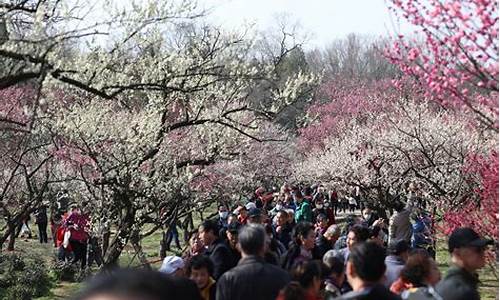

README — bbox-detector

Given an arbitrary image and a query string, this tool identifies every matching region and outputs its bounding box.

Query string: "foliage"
[0,252,52,300]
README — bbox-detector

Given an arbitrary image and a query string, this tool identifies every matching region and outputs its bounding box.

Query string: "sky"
[198,0,413,49]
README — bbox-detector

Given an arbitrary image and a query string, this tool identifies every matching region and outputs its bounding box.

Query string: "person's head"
[448,227,493,273]
[198,220,220,246]
[346,242,387,290]
[291,260,327,295]
[247,208,263,224]
[303,186,313,197]
[159,256,185,277]
[392,198,406,212]
[323,254,345,286]
[314,199,324,209]
[188,233,204,254]
[369,226,384,247]
[316,213,328,229]
[227,213,237,225]
[226,222,241,248]
[276,210,288,226]
[292,190,303,203]
[69,204,81,215]
[323,224,341,244]
[400,251,441,288]
[347,225,370,250]
[362,208,373,221]
[285,209,295,223]
[387,239,410,261]
[73,269,200,300]
[188,255,214,290]
[238,206,248,218]
[293,222,315,250]
[278,282,306,300]
[238,224,267,257]
[218,205,228,219]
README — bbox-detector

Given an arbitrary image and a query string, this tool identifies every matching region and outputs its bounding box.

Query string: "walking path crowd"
[18,184,495,300]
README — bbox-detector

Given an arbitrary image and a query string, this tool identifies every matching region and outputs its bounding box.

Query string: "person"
[336,224,371,264]
[35,204,48,244]
[294,191,313,223]
[385,239,410,287]
[247,207,263,224]
[183,232,205,265]
[323,254,350,298]
[216,224,290,300]
[64,204,90,269]
[360,208,379,228]
[162,219,182,255]
[347,194,357,213]
[188,255,217,300]
[217,205,229,230]
[198,220,233,280]
[389,200,412,244]
[329,189,339,215]
[282,222,317,270]
[236,206,248,225]
[278,260,327,300]
[435,227,494,300]
[314,213,329,236]
[411,210,434,257]
[274,210,293,249]
[159,255,186,277]
[224,222,241,268]
[335,241,401,299]
[73,268,201,300]
[390,251,441,298]
[315,224,341,258]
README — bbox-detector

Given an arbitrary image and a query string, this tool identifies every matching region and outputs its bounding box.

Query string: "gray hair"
[238,224,266,255]
[323,249,344,265]
[324,224,341,238]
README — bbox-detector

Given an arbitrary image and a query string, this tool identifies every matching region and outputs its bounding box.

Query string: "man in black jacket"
[436,227,494,300]
[199,220,233,280]
[336,241,400,300]
[216,224,290,300]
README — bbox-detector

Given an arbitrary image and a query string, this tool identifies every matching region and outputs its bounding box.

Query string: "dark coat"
[205,239,233,280]
[274,223,292,249]
[216,255,290,300]
[334,284,401,300]
[435,266,480,300]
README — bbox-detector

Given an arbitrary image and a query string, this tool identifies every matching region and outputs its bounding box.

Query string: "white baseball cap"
[159,256,184,274]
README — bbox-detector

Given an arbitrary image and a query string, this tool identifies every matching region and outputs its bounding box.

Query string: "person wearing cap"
[294,191,313,223]
[199,219,233,280]
[159,255,186,277]
[435,227,494,300]
[225,222,242,268]
[384,239,410,287]
[247,207,263,224]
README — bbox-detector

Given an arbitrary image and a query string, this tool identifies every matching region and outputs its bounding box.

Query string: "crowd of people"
[71,183,494,300]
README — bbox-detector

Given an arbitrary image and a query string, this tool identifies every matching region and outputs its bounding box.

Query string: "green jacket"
[295,200,313,223]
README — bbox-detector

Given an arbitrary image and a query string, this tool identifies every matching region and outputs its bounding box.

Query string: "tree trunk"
[103,207,136,269]
[130,229,150,270]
